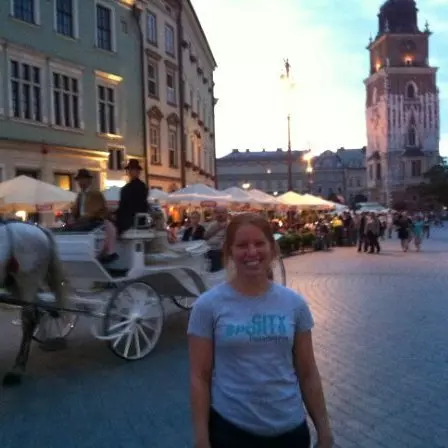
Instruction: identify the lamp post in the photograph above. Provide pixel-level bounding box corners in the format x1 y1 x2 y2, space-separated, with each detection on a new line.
303 152 314 193
280 59 294 191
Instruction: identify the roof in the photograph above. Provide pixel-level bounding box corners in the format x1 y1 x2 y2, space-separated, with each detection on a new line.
217 149 306 163
336 147 366 168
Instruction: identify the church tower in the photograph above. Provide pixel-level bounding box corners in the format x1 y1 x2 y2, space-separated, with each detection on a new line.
364 0 440 206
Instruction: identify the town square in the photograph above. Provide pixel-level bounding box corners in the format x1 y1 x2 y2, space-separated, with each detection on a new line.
0 0 448 447
1 232 448 447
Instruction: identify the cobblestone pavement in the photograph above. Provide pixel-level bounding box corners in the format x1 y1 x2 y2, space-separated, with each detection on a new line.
1 229 448 448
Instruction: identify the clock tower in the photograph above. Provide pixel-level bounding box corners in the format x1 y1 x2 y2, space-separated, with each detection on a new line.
364 0 440 206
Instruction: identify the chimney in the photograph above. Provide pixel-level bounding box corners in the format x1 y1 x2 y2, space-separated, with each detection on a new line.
232 148 239 153
245 149 250 152
276 148 282 152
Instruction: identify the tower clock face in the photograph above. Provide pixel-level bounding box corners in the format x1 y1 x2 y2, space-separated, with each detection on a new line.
401 39 416 53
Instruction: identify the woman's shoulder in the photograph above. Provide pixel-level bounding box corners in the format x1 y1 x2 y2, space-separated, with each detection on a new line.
193 282 229 309
271 283 308 305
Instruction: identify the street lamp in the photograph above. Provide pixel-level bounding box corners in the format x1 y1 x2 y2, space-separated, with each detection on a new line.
280 59 295 192
303 152 314 193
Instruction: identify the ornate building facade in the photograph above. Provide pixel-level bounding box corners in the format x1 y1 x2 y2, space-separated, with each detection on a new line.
364 0 440 206
142 0 217 192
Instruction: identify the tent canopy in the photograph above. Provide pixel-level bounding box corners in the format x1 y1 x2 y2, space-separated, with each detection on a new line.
0 175 76 212
168 184 231 205
246 189 279 205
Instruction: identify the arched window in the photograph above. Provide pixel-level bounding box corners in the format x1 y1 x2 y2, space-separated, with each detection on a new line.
405 82 417 99
372 87 377 105
408 127 416 147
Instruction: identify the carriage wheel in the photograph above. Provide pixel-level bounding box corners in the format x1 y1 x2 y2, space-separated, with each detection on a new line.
33 311 78 344
170 295 196 311
103 281 164 361
272 258 287 286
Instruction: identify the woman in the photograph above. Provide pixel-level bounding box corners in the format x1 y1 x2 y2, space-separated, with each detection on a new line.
413 215 424 251
188 214 333 448
396 212 412 252
182 211 205 242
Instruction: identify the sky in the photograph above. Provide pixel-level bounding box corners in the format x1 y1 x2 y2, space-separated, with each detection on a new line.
191 0 448 158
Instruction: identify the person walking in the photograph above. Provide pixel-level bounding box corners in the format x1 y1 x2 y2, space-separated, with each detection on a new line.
413 215 424 251
365 213 380 254
188 213 333 448
357 212 368 253
396 212 412 252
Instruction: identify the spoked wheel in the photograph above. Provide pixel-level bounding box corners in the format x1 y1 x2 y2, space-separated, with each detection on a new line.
170 295 196 311
271 258 287 286
103 281 164 361
33 310 79 344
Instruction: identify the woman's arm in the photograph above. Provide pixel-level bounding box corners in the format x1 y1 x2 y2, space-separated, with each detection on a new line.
189 336 213 448
294 331 333 447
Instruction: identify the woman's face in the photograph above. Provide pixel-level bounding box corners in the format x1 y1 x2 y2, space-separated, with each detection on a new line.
230 224 273 278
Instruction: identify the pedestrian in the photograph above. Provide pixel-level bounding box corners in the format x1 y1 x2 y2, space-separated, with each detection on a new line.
396 212 412 252
386 211 394 239
413 215 424 251
357 212 368 253
423 215 430 239
188 213 333 448
366 213 380 254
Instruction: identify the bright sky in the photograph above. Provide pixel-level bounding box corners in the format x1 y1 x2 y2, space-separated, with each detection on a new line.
191 0 448 157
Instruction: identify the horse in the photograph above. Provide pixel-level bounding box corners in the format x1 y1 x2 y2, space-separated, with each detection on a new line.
0 220 68 386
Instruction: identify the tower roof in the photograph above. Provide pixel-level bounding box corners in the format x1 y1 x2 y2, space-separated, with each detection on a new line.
378 0 419 35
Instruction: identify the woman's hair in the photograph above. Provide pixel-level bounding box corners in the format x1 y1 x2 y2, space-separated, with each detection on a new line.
222 213 277 266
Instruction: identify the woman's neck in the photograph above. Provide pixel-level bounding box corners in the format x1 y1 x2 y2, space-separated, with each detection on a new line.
230 276 271 297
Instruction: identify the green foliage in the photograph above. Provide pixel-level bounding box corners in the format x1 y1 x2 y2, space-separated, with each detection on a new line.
417 158 448 206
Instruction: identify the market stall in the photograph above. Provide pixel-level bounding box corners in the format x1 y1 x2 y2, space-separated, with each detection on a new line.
0 175 76 225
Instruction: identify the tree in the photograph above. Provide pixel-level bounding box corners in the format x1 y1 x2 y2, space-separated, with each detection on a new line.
415 158 448 207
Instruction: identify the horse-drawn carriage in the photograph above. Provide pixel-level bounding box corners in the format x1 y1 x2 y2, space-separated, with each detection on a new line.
0 212 286 385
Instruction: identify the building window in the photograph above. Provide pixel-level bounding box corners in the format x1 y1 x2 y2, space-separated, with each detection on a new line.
147 60 158 97
150 123 161 165
376 163 381 180
166 69 176 104
196 140 202 168
411 160 422 177
400 161 406 179
12 0 38 24
10 60 42 122
408 127 416 147
96 3 113 51
168 129 178 168
54 172 73 191
107 147 125 171
52 72 80 128
146 11 157 45
165 24 175 56
196 94 200 117
190 136 195 164
406 83 417 99
368 165 373 180
55 0 74 37
16 168 40 178
97 84 117 134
